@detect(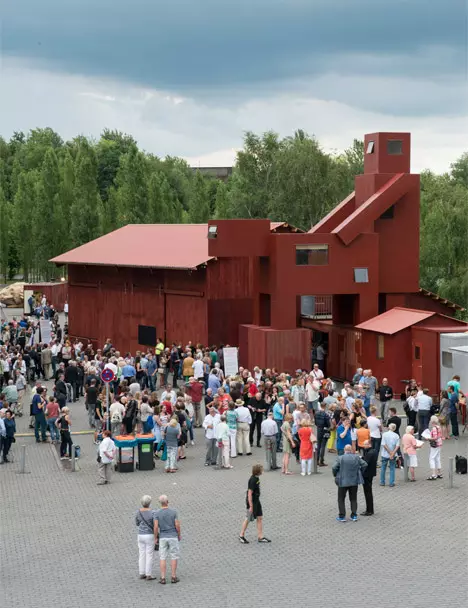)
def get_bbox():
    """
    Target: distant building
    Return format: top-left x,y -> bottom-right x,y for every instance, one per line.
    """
191,167 -> 233,182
